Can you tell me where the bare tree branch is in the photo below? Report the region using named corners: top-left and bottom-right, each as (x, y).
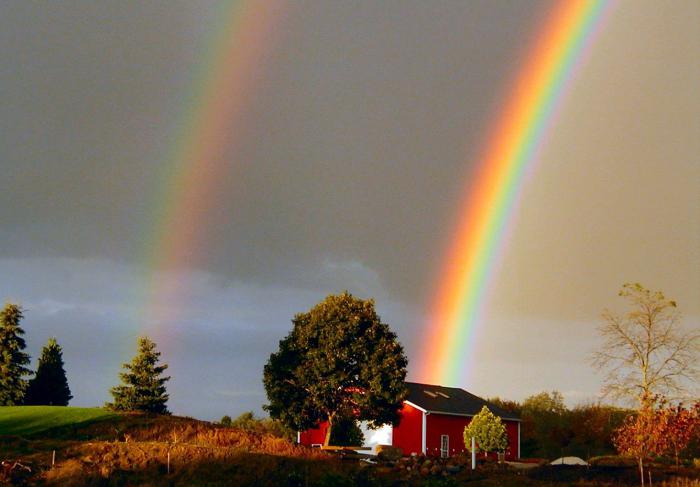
top-left (591, 283), bottom-right (699, 407)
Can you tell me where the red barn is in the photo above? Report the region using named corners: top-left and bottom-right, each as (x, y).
top-left (299, 382), bottom-right (521, 459)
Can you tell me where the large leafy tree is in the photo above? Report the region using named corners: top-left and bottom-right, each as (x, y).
top-left (0, 303), bottom-right (31, 405)
top-left (521, 391), bottom-right (570, 458)
top-left (24, 338), bottom-right (72, 406)
top-left (107, 336), bottom-right (170, 414)
top-left (593, 283), bottom-right (699, 406)
top-left (463, 406), bottom-right (508, 456)
top-left (263, 292), bottom-right (408, 446)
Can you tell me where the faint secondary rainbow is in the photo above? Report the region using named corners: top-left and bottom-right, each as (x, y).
top-left (418, 0), bottom-right (615, 386)
top-left (140, 1), bottom-right (284, 339)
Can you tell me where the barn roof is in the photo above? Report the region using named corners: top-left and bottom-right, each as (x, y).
top-left (404, 382), bottom-right (521, 421)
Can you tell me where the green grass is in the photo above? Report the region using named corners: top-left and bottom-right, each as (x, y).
top-left (0, 406), bottom-right (117, 436)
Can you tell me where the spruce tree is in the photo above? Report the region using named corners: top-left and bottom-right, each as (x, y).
top-left (25, 338), bottom-right (72, 406)
top-left (0, 303), bottom-right (31, 405)
top-left (107, 336), bottom-right (170, 413)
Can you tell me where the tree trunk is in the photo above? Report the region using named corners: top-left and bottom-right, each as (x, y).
top-left (638, 458), bottom-right (645, 487)
top-left (323, 414), bottom-right (334, 447)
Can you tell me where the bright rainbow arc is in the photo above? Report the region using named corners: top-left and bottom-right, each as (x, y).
top-left (141, 1), bottom-right (283, 338)
top-left (419, 0), bottom-right (615, 386)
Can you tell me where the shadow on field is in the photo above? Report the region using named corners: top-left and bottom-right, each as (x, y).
top-left (43, 451), bottom-right (355, 487)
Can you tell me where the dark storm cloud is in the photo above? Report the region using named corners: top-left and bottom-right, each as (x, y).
top-left (0, 1), bottom-right (546, 303)
top-left (1, 1), bottom-right (698, 416)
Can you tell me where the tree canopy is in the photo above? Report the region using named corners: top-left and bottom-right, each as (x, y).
top-left (592, 283), bottom-right (699, 406)
top-left (25, 337), bottom-right (72, 406)
top-left (107, 336), bottom-right (170, 414)
top-left (263, 292), bottom-right (408, 446)
top-left (0, 303), bottom-right (31, 405)
top-left (464, 405), bottom-right (508, 455)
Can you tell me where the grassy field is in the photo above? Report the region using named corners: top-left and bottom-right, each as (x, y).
top-left (0, 406), bottom-right (116, 436)
top-left (1, 407), bottom-right (698, 486)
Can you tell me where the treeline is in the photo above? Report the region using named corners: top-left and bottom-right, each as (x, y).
top-left (0, 303), bottom-right (72, 406)
top-left (219, 411), bottom-right (296, 441)
top-left (490, 391), bottom-right (631, 459)
top-left (0, 302), bottom-right (170, 413)
top-left (490, 391), bottom-right (700, 462)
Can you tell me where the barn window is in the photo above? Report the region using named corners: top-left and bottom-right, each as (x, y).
top-left (440, 435), bottom-right (449, 458)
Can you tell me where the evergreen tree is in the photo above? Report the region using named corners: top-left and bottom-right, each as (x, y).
top-left (107, 336), bottom-right (170, 413)
top-left (0, 303), bottom-right (31, 405)
top-left (25, 338), bottom-right (72, 406)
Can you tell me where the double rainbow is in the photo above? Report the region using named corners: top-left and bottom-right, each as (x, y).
top-left (418, 0), bottom-right (615, 386)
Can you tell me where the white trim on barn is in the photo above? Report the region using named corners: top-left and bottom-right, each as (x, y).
top-left (404, 400), bottom-right (427, 413)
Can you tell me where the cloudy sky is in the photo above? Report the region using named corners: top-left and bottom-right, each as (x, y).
top-left (1, 1), bottom-right (698, 419)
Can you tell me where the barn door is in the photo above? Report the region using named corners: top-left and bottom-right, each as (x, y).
top-left (440, 435), bottom-right (449, 458)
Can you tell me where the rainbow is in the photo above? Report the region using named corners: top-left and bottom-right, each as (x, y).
top-left (141, 1), bottom-right (283, 338)
top-left (418, 0), bottom-right (615, 386)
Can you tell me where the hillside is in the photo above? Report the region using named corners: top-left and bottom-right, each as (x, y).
top-left (0, 406), bottom-right (344, 486)
top-left (2, 407), bottom-right (698, 486)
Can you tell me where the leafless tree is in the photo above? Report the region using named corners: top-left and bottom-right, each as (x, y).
top-left (592, 283), bottom-right (699, 407)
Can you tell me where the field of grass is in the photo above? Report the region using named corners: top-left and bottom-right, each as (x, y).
top-left (0, 406), bottom-right (116, 436)
top-left (1, 407), bottom-right (698, 486)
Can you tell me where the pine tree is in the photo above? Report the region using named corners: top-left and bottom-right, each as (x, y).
top-left (25, 338), bottom-right (72, 406)
top-left (107, 336), bottom-right (170, 413)
top-left (0, 303), bottom-right (31, 405)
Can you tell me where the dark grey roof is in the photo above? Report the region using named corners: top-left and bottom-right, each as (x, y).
top-left (405, 382), bottom-right (521, 421)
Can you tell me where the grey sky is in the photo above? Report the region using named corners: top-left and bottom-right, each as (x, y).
top-left (1, 1), bottom-right (698, 418)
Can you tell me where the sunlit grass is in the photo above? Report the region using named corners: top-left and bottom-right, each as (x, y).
top-left (0, 406), bottom-right (116, 436)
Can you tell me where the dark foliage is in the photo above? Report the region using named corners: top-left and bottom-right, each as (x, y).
top-left (492, 391), bottom-right (630, 460)
top-left (24, 337), bottom-right (72, 406)
top-left (329, 416), bottom-right (365, 446)
top-left (263, 292), bottom-right (408, 446)
top-left (226, 411), bottom-right (296, 441)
